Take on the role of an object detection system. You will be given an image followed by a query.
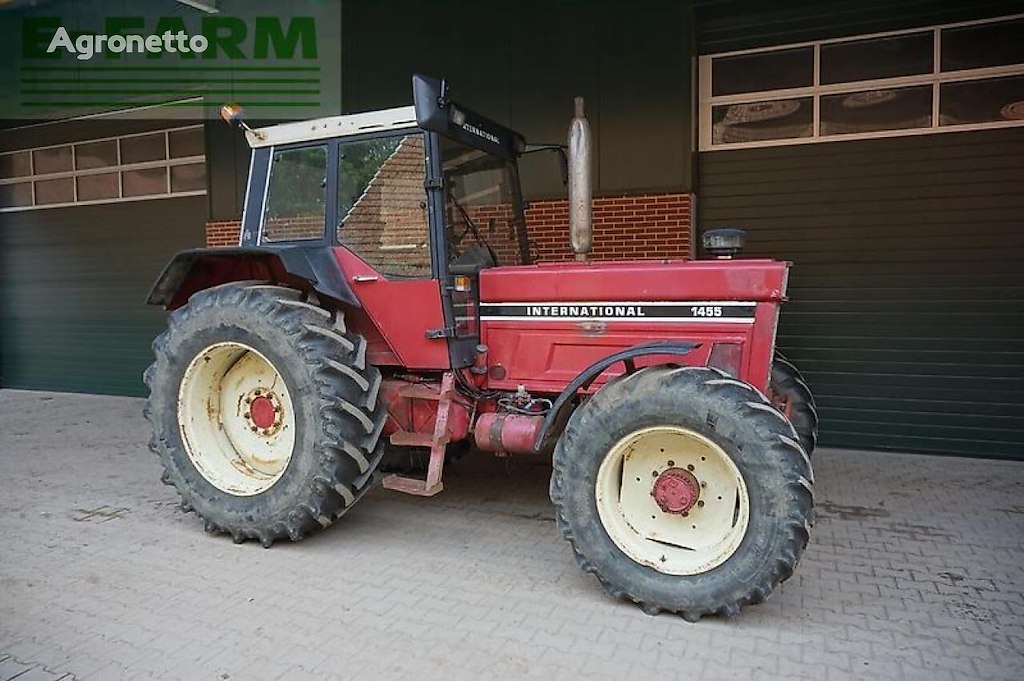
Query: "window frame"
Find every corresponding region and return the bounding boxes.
[249,126,429,253]
[698,13,1024,151]
[336,131,433,278]
[257,141,333,246]
[0,124,206,212]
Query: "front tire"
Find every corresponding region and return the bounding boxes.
[550,366,813,620]
[144,283,386,546]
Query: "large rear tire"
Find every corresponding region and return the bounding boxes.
[550,366,813,621]
[769,353,818,456]
[144,282,386,546]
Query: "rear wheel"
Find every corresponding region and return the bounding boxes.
[144,282,386,546]
[550,366,813,620]
[769,353,818,456]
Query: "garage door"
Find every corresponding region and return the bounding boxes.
[0,121,207,396]
[699,130,1024,458]
[696,14,1024,458]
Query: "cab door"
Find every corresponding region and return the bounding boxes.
[423,131,480,368]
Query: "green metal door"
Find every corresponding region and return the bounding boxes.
[0,197,206,396]
[698,129,1024,457]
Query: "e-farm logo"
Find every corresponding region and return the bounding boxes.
[17,16,323,112]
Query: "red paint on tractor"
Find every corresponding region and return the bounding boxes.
[334,248,449,370]
[480,322,754,394]
[479,259,788,303]
[473,412,544,454]
[747,302,780,392]
[249,397,276,429]
[382,373,459,496]
[652,468,700,514]
[378,377,470,444]
[477,259,785,395]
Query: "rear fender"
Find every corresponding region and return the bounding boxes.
[146,246,359,310]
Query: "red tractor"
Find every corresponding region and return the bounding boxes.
[145,75,816,620]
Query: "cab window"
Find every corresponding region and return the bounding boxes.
[337,133,431,277]
[261,145,327,243]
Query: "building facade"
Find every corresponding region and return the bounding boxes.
[1,0,1021,457]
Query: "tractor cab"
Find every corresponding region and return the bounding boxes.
[235,75,531,367]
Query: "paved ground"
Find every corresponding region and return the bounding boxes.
[0,389,1022,681]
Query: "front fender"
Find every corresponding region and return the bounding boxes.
[146,246,359,310]
[533,340,700,452]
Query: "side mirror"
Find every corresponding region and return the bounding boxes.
[522,143,569,186]
[412,74,449,131]
[556,147,568,187]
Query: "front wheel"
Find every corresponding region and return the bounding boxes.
[550,366,813,620]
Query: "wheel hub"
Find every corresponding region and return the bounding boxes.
[652,467,700,514]
[244,389,283,435]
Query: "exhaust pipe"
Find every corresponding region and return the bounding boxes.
[568,96,593,262]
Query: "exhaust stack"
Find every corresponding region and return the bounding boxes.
[568,96,593,262]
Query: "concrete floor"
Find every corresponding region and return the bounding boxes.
[1,389,1022,680]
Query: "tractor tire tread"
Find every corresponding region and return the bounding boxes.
[143,282,385,546]
[550,365,813,621]
[770,352,819,455]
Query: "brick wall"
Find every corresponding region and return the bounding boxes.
[206,192,692,260]
[207,220,241,247]
[525,193,690,262]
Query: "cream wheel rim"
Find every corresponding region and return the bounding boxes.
[595,425,750,575]
[177,342,296,496]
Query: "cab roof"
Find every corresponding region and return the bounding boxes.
[244,105,418,148]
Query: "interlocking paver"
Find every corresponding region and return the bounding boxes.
[2,389,1023,680]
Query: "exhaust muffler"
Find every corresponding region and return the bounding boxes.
[568,96,593,262]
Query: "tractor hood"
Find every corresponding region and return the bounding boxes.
[478,259,789,304]
[476,258,790,396]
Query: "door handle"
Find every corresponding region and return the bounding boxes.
[352,275,379,282]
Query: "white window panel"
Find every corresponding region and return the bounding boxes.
[0,151,31,178]
[699,14,1024,151]
[75,140,117,170]
[0,124,206,212]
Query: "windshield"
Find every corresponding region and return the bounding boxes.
[440,136,530,268]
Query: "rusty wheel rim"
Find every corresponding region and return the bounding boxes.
[177,342,296,496]
[595,426,750,576]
